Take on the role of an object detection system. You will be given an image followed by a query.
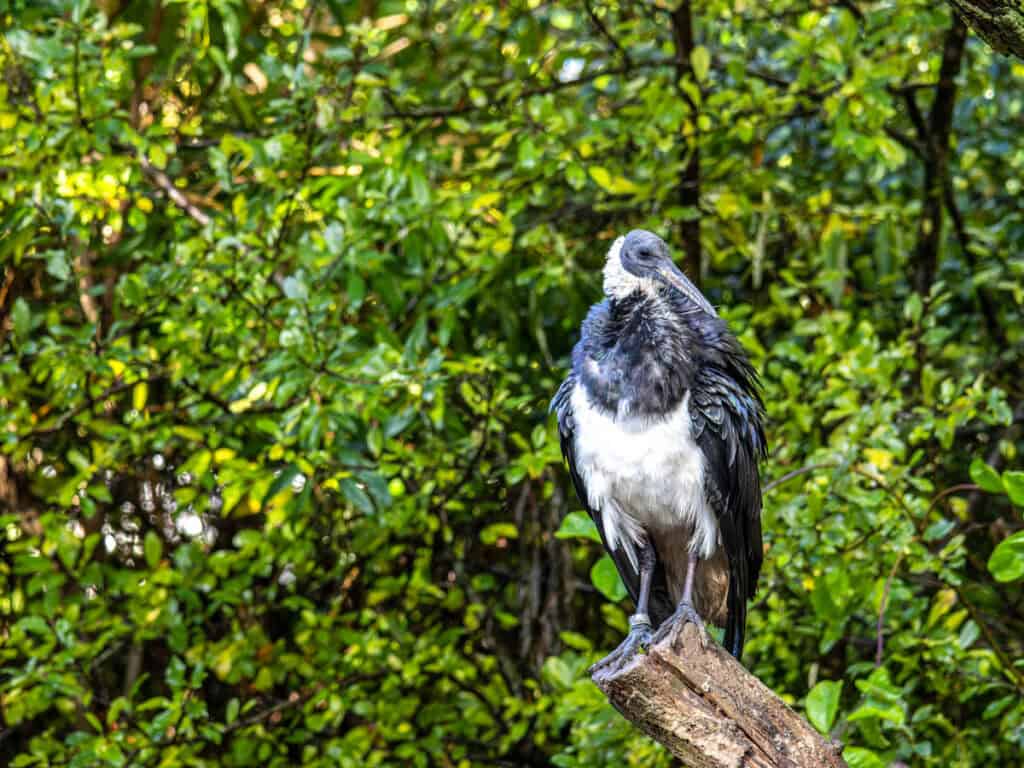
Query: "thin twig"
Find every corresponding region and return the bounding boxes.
[852,467,1024,690]
[955,584,1024,693]
[875,553,904,666]
[28,373,165,437]
[138,154,211,226]
[883,125,924,159]
[901,88,928,141]
[72,20,84,126]
[763,462,835,493]
[583,0,631,65]
[382,62,667,120]
[926,483,980,515]
[942,174,1003,343]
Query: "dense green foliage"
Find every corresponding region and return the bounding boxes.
[2,1,1024,766]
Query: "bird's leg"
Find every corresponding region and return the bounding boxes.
[651,554,709,651]
[589,542,656,675]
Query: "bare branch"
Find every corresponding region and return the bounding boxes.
[670,1,703,281]
[381,62,669,120]
[875,554,904,666]
[763,462,836,493]
[138,154,212,226]
[583,0,631,65]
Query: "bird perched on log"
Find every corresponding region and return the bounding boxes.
[551,230,766,670]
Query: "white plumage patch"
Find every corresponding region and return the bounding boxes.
[570,384,718,571]
[603,236,655,300]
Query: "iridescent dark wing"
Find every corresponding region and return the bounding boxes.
[690,352,766,659]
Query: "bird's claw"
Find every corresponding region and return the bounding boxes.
[589,615,653,676]
[650,600,708,652]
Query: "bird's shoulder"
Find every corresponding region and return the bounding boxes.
[689,325,766,461]
[577,298,613,349]
[691,370,765,456]
[549,368,577,429]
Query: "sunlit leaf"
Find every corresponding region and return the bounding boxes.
[988,531,1024,582]
[969,458,1003,494]
[590,555,627,602]
[555,511,602,543]
[806,680,842,734]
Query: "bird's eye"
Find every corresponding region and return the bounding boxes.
[637,247,652,261]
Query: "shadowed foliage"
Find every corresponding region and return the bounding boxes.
[1,1,1023,766]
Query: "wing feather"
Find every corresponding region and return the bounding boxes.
[692,361,765,659]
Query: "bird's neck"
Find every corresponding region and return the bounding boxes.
[581,291,697,418]
[607,289,678,342]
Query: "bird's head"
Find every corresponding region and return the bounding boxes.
[603,229,716,315]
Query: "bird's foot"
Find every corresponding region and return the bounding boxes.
[589,614,653,676]
[650,600,708,652]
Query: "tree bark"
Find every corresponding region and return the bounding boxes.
[949,0,1024,59]
[670,0,703,284]
[591,624,847,768]
[913,17,967,295]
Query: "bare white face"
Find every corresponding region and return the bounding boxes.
[603,236,656,300]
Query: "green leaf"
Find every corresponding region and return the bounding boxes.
[875,135,906,169]
[517,137,539,170]
[566,163,586,190]
[480,522,518,545]
[1002,470,1024,506]
[848,703,905,725]
[347,271,366,306]
[16,615,52,637]
[67,449,90,472]
[843,747,885,768]
[550,8,574,30]
[409,167,430,205]
[690,45,711,82]
[588,166,640,195]
[806,680,842,734]
[969,458,1003,494]
[555,511,601,543]
[12,297,30,338]
[262,465,301,510]
[46,251,71,281]
[558,631,592,651]
[340,478,375,515]
[982,695,1016,720]
[144,531,162,568]
[958,619,979,649]
[226,698,240,725]
[923,517,955,542]
[541,656,574,690]
[903,293,922,324]
[590,555,627,602]
[988,531,1024,582]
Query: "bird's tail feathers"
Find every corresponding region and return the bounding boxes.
[723,569,747,659]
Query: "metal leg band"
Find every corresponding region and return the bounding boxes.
[629,613,652,630]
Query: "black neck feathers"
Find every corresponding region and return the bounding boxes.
[576,288,699,417]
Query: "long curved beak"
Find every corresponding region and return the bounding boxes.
[658,262,717,316]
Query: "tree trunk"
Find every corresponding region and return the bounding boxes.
[591,625,847,768]
[670,0,703,284]
[949,0,1024,59]
[913,17,967,295]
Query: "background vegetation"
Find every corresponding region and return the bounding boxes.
[2,1,1023,766]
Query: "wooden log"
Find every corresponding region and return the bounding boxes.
[591,624,847,768]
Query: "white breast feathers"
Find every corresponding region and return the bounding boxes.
[570,384,718,571]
